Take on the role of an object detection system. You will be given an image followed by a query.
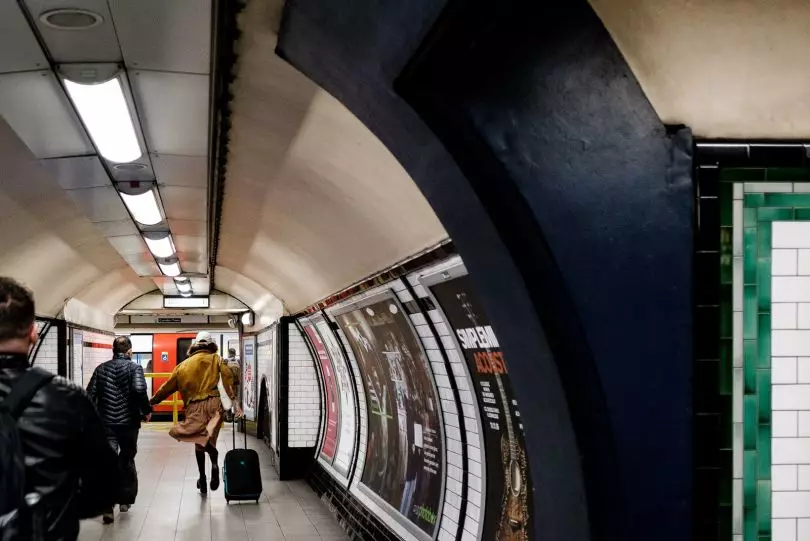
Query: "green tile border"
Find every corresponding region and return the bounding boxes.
[726,186,810,541]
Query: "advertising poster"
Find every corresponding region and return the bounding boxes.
[430,275,533,541]
[243,339,257,421]
[313,316,357,475]
[303,322,340,461]
[335,296,443,537]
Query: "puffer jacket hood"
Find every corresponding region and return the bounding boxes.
[86,354,151,427]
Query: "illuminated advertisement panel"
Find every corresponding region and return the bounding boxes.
[431,275,533,541]
[335,295,444,537]
[313,315,356,476]
[303,323,339,461]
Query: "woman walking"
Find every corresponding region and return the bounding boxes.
[150,331,242,494]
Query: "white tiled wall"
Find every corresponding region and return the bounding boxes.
[771,221,810,540]
[287,323,321,448]
[32,324,59,375]
[257,325,278,451]
[81,331,113,386]
[71,329,83,384]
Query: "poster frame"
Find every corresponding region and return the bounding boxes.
[330,290,447,541]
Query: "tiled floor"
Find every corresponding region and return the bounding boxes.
[78,423,349,541]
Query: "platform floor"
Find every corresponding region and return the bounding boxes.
[78,423,348,541]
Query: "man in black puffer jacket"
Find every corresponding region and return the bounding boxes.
[86,336,151,523]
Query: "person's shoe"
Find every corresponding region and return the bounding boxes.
[119,504,130,513]
[197,475,208,494]
[210,464,220,491]
[102,512,114,524]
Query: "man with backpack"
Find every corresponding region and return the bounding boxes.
[0,277,119,540]
[86,335,152,524]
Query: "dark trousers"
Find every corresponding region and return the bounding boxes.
[106,425,140,507]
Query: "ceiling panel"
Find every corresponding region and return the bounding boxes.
[175,235,206,256]
[153,154,207,188]
[168,219,206,236]
[23,0,121,63]
[190,277,210,295]
[0,3,48,73]
[63,186,129,223]
[122,256,160,277]
[39,156,108,190]
[0,71,92,158]
[182,260,208,274]
[109,0,211,74]
[132,71,209,156]
[107,235,148,256]
[93,220,139,237]
[161,186,206,221]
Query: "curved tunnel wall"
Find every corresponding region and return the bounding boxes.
[276,1,694,541]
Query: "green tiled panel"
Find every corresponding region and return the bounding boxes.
[766,167,810,181]
[720,299,733,339]
[744,507,757,541]
[744,396,758,449]
[795,209,810,220]
[744,287,758,339]
[721,183,734,225]
[757,423,771,477]
[744,229,758,284]
[764,193,810,207]
[744,451,758,508]
[744,341,758,390]
[721,168,766,182]
[757,480,771,534]
[721,228,733,284]
[745,208,758,227]
[757,314,771,369]
[757,259,771,312]
[758,207,794,222]
[745,194,766,207]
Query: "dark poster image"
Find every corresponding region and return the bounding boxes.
[303,323,339,461]
[431,275,533,541]
[335,297,444,536]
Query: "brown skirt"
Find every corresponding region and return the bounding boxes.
[169,396,224,446]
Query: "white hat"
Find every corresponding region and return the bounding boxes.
[194,331,212,344]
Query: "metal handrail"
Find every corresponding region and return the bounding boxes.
[143,372,181,425]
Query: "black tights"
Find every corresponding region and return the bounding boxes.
[194,443,219,478]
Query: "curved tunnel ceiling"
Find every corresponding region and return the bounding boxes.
[215,1,448,314]
[590,0,810,139]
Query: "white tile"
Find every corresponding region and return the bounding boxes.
[774,518,798,541]
[801,412,810,437]
[794,183,810,194]
[733,258,744,309]
[733,323,743,367]
[775,358,800,383]
[734,201,744,256]
[775,385,810,410]
[774,438,810,464]
[775,304,800,329]
[774,492,810,518]
[800,518,810,541]
[801,251,810,276]
[733,477,742,533]
[733,423,743,477]
[799,358,810,384]
[734,183,744,199]
[775,222,810,249]
[733,369,743,422]
[775,250,801,276]
[775,278,810,303]
[775,411,800,438]
[775,465,799,491]
[800,465,810,491]
[745,182,793,193]
[775,331,810,356]
[799,305,810,329]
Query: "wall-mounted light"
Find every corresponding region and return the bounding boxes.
[119,187,162,226]
[143,232,175,259]
[62,69,141,163]
[157,259,181,277]
[241,312,254,326]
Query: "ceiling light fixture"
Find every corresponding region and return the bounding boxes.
[40,9,103,30]
[180,291,192,298]
[63,76,142,163]
[143,233,175,258]
[176,281,191,293]
[120,189,162,226]
[175,276,189,282]
[158,260,181,277]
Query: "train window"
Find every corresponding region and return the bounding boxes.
[177,338,193,365]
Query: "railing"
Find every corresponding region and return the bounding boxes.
[143,372,181,425]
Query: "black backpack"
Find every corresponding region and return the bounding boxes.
[0,368,55,541]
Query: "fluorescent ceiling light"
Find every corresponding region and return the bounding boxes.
[63,77,141,163]
[180,291,192,297]
[158,261,181,277]
[165,296,209,308]
[176,281,191,293]
[144,233,175,258]
[241,312,254,326]
[120,190,162,226]
[175,276,189,282]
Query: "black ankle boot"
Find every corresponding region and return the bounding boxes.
[197,475,208,494]
[210,464,220,491]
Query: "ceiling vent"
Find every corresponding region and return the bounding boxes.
[114,163,148,172]
[40,9,103,30]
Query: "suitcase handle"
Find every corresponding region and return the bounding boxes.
[232,411,247,449]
